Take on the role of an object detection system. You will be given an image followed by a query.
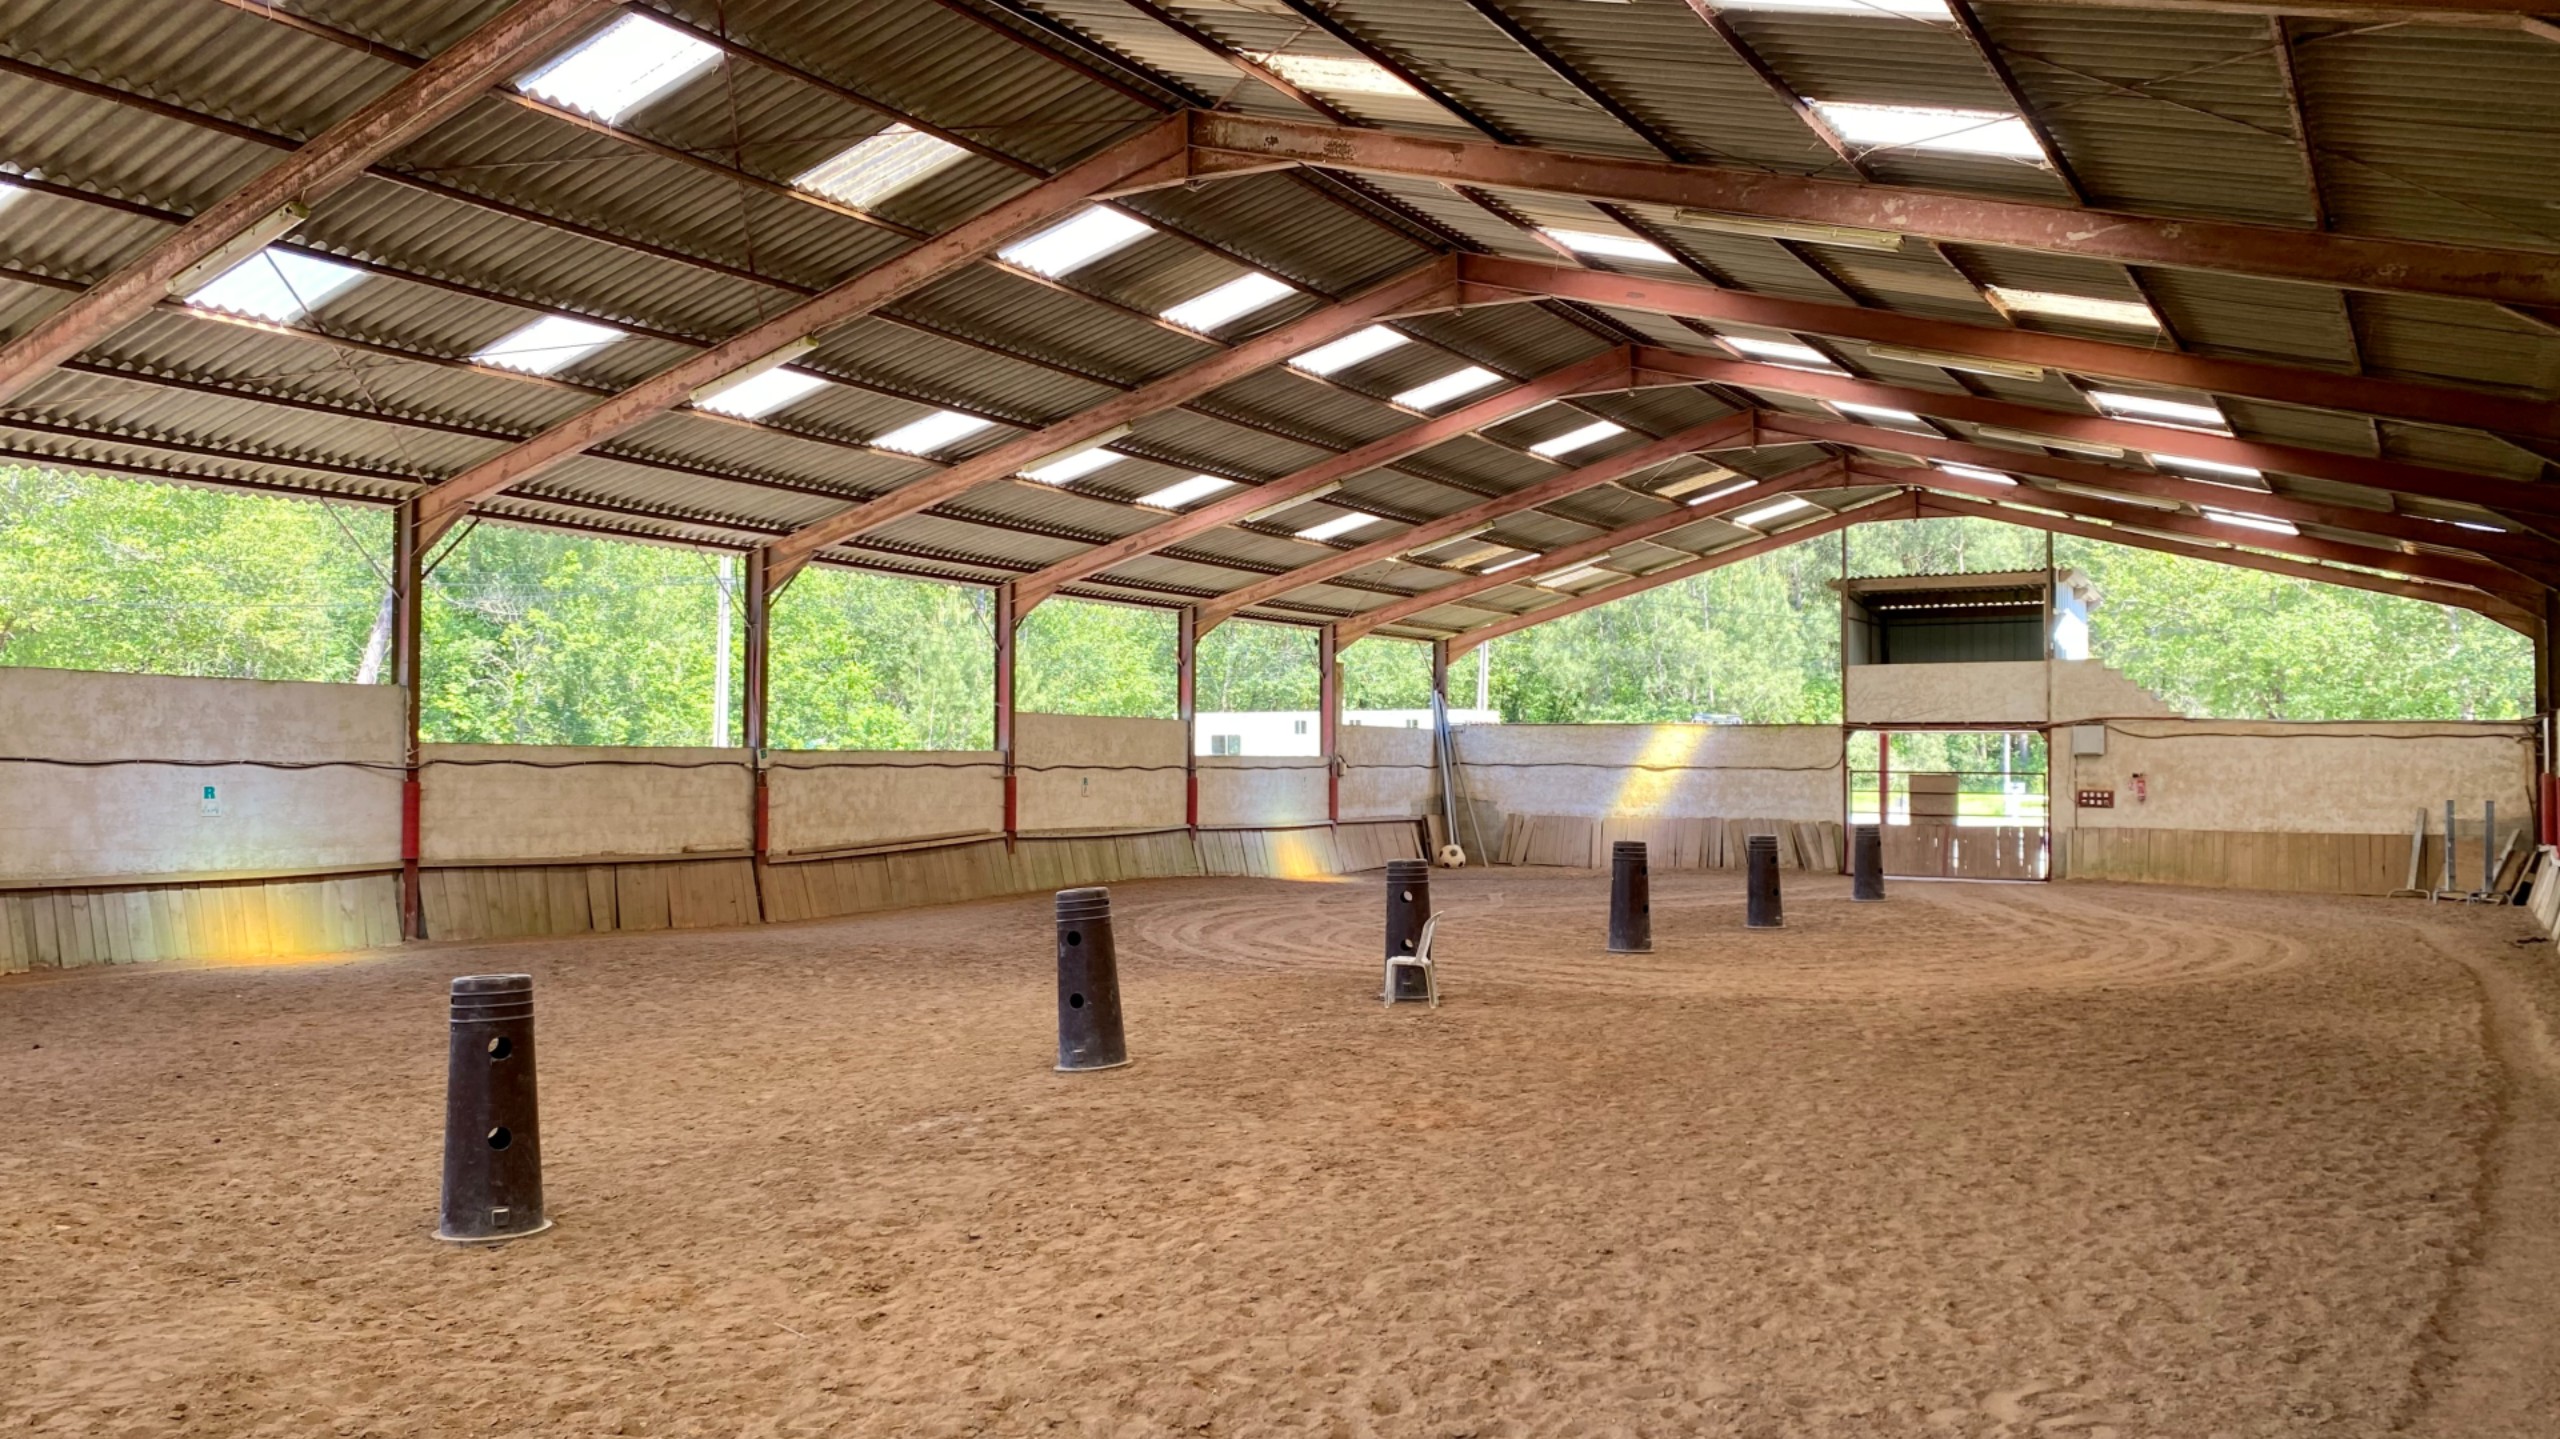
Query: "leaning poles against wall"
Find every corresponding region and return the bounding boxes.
[393,500,426,941]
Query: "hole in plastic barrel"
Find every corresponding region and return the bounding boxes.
[486,1036,512,1061]
[1069,992,1085,1009]
[1066,930,1082,946]
[486,1126,512,1150]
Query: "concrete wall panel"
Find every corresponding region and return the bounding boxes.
[0,668,402,881]
[1197,757,1328,827]
[1015,713,1184,833]
[2061,721,2532,836]
[1453,724,1844,827]
[766,751,1004,855]
[1340,723,1436,821]
[419,746,751,863]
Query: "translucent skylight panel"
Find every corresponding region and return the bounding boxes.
[1529,420,1627,458]
[183,248,367,324]
[1722,335,1838,370]
[2093,390,2228,432]
[1295,513,1380,542]
[1023,448,1125,485]
[1539,228,1674,263]
[1480,554,1538,574]
[518,13,719,124]
[694,368,829,420]
[472,315,624,375]
[1987,286,2160,331]
[1734,496,1814,527]
[1934,462,2016,486]
[1248,53,1420,97]
[1685,479,1757,508]
[1834,401,1929,428]
[1537,565,1605,588]
[2151,453,2264,482]
[2203,509,2298,536]
[795,125,968,210]
[998,207,1154,278]
[1811,102,2044,161]
[1161,272,1294,334]
[1393,366,1502,411]
[1712,0,1951,16]
[872,409,995,456]
[0,178,22,214]
[1291,325,1408,376]
[1138,474,1237,510]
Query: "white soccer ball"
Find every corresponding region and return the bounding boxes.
[1437,844,1468,869]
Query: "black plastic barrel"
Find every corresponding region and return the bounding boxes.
[1385,858,1433,1001]
[1608,840,1651,953]
[1744,834,1784,929]
[1054,887,1129,1072]
[1851,823,1884,902]
[437,974,550,1243]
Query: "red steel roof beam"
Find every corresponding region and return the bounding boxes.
[1198,411,1757,630]
[1012,346,1634,611]
[763,254,1461,582]
[1335,455,1845,644]
[0,0,621,410]
[1767,413,2560,577]
[1443,497,1897,657]
[1888,462,2540,607]
[1632,347,2560,520]
[1913,492,2537,634]
[1461,256,2560,446]
[414,114,1194,545]
[1185,113,2560,310]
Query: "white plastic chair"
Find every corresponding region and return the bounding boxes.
[1381,913,1440,1008]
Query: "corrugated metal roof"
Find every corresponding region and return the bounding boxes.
[0,0,2548,640]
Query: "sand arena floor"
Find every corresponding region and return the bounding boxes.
[4,869,2559,1438]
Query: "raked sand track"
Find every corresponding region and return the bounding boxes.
[4,869,2555,1437]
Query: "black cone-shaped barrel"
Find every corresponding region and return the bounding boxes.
[1608,840,1651,953]
[1055,887,1129,1072]
[1745,834,1784,929]
[438,974,550,1243]
[1385,859,1433,1001]
[1851,823,1884,901]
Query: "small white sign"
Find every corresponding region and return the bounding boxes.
[199,783,223,817]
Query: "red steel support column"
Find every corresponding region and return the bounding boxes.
[392,499,425,940]
[995,582,1019,847]
[1877,728,1892,829]
[1178,608,1199,830]
[1320,622,1341,824]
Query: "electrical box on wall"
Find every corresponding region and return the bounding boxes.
[2076,789,2115,808]
[2071,724,2106,756]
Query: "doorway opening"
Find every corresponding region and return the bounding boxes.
[1847,728,2050,879]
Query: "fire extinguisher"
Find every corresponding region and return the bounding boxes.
[2130,773,2148,804]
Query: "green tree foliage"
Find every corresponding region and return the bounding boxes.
[1342,637,1432,711]
[2056,540,2527,720]
[0,467,386,681]
[1018,597,1174,717]
[1197,619,1316,711]
[769,567,992,750]
[1848,514,2047,577]
[1482,543,1844,724]
[3,470,2532,733]
[421,524,730,746]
